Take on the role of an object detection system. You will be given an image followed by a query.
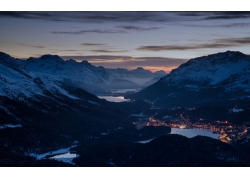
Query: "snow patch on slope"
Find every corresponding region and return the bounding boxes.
[0,124,22,129]
[87,100,100,106]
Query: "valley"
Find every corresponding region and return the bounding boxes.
[1,51,250,167]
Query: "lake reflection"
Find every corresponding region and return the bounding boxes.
[171,128,221,139]
[98,96,129,102]
[137,128,221,144]
[51,152,77,159]
[110,89,139,93]
[50,152,78,165]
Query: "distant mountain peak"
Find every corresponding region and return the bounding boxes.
[177,50,248,70]
[193,51,246,61]
[80,60,92,66]
[210,50,243,55]
[0,52,12,59]
[136,67,144,70]
[225,50,244,55]
[155,70,165,72]
[39,54,64,62]
[66,59,78,64]
[209,50,245,58]
[0,52,20,66]
[154,70,167,76]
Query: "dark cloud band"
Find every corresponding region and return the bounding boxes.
[137,37,250,51]
[81,43,107,46]
[116,26,162,31]
[52,29,126,34]
[2,12,250,24]
[90,49,128,53]
[18,43,45,49]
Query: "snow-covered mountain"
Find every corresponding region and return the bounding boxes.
[126,51,250,107]
[0,52,144,129]
[165,51,250,91]
[1,52,110,122]
[26,55,110,85]
[9,53,166,94]
[0,52,167,101]
[24,54,113,94]
[1,52,155,163]
[0,52,80,100]
[0,51,165,122]
[153,70,167,77]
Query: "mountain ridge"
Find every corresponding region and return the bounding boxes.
[125,51,250,107]
[0,52,166,94]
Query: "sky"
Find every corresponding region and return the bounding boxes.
[1,11,250,73]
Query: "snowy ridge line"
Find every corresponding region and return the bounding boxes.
[0,124,22,129]
[163,51,250,92]
[1,52,167,98]
[87,100,101,106]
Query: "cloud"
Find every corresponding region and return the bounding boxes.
[178,23,250,28]
[177,12,250,20]
[137,44,229,51]
[177,12,202,17]
[52,29,126,34]
[115,25,162,31]
[81,41,128,53]
[81,43,107,46]
[137,37,250,51]
[18,43,45,49]
[216,37,250,44]
[52,49,84,52]
[203,12,250,20]
[0,11,57,20]
[60,55,132,61]
[218,23,250,28]
[90,49,129,53]
[1,12,250,25]
[0,12,200,24]
[52,26,160,35]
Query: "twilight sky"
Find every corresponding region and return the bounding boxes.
[1,11,250,72]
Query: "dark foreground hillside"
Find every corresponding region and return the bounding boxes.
[74,134,250,167]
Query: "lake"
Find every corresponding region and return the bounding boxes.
[98,96,129,102]
[110,89,139,93]
[170,128,221,139]
[137,128,221,143]
[50,152,78,165]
